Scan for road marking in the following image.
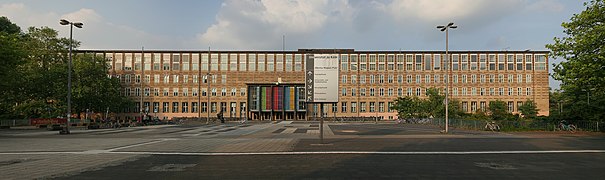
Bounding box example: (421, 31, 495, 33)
(6, 149, 603, 156)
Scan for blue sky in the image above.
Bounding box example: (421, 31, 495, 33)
(0, 0, 590, 89)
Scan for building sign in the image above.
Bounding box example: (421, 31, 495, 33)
(305, 54, 339, 103)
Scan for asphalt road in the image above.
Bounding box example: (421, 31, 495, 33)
(1, 122, 604, 179)
(60, 153, 605, 179)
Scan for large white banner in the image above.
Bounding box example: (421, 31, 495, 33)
(305, 54, 339, 103)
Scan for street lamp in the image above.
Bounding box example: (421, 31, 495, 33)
(437, 22, 457, 134)
(59, 19, 83, 134)
(205, 72, 213, 124)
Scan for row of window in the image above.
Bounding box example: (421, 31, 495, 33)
(341, 74, 535, 84)
(131, 102, 246, 114)
(262, 100, 530, 114)
(104, 53, 547, 72)
(124, 87, 246, 97)
(339, 87, 535, 97)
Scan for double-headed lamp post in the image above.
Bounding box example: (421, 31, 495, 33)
(437, 22, 456, 134)
(59, 19, 83, 134)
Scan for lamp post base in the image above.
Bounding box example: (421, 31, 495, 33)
(59, 127, 70, 135)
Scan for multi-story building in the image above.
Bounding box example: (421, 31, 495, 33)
(78, 49, 549, 121)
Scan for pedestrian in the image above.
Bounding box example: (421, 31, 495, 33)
(217, 110, 225, 123)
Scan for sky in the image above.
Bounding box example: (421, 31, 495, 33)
(0, 0, 591, 89)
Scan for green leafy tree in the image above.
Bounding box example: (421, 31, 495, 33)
(488, 100, 509, 120)
(518, 100, 539, 119)
(0, 17, 26, 118)
(0, 16, 21, 34)
(391, 96, 422, 119)
(546, 0, 605, 121)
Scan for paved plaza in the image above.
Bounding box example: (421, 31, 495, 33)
(1, 121, 604, 179)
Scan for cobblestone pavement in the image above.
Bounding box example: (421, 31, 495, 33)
(1, 121, 604, 179)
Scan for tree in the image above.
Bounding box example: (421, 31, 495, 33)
(0, 16, 21, 34)
(0, 17, 26, 118)
(546, 0, 605, 121)
(488, 100, 509, 120)
(391, 96, 422, 119)
(518, 100, 539, 119)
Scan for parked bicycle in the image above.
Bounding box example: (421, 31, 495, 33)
(484, 121, 500, 132)
(556, 120, 577, 133)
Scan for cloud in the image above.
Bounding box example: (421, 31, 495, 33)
(0, 3, 179, 50)
(527, 0, 565, 13)
(198, 0, 354, 50)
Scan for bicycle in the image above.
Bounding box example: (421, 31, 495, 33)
(557, 122, 577, 133)
(484, 121, 500, 132)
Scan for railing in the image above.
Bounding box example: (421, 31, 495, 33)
(0, 119, 30, 127)
(408, 118, 603, 132)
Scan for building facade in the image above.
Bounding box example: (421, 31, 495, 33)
(79, 49, 549, 121)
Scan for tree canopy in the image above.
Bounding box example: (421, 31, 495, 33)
(546, 0, 605, 121)
(0, 17, 132, 119)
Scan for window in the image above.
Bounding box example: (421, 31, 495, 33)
(535, 55, 546, 70)
(351, 102, 357, 113)
(407, 75, 412, 83)
(163, 88, 169, 96)
(416, 75, 421, 84)
(183, 75, 189, 83)
(221, 88, 227, 96)
(162, 102, 169, 113)
(182, 102, 188, 113)
(425, 54, 432, 70)
(231, 88, 237, 96)
(499, 88, 504, 96)
(370, 88, 375, 96)
(407, 88, 413, 96)
(341, 102, 347, 113)
(398, 88, 403, 96)
(416, 55, 423, 71)
(173, 75, 179, 83)
(360, 102, 366, 112)
(173, 88, 179, 96)
(527, 88, 532, 96)
(249, 54, 256, 71)
(425, 75, 431, 84)
(351, 88, 357, 96)
(183, 88, 189, 97)
(351, 75, 357, 84)
(508, 88, 513, 96)
(192, 102, 198, 113)
(369, 102, 375, 112)
(434, 54, 441, 70)
(470, 54, 478, 70)
(172, 102, 179, 113)
(341, 88, 347, 96)
(135, 88, 140, 97)
(416, 88, 421, 96)
(154, 88, 159, 96)
(220, 54, 228, 71)
(360, 75, 366, 84)
(379, 88, 385, 96)
(489, 54, 496, 70)
(516, 55, 523, 71)
(350, 55, 358, 71)
(388, 74, 394, 83)
(192, 88, 198, 96)
(154, 75, 160, 83)
(462, 75, 467, 83)
(379, 102, 385, 112)
(398, 75, 403, 84)
(342, 75, 347, 84)
(240, 54, 247, 71)
(360, 88, 366, 96)
(526, 74, 532, 83)
(240, 88, 246, 96)
(341, 54, 348, 71)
